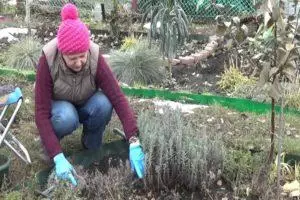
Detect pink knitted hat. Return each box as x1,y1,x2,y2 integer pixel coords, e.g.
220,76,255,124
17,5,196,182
57,3,90,54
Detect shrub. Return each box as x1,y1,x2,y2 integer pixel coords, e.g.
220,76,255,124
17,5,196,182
109,40,166,86
224,148,264,184
285,83,300,110
269,153,298,183
83,161,131,199
217,64,256,93
231,82,270,102
232,81,300,110
286,93,300,109
138,107,225,191
46,166,84,200
47,162,133,200
5,37,42,71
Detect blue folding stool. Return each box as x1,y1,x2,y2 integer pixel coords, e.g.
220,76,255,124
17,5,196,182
0,86,31,164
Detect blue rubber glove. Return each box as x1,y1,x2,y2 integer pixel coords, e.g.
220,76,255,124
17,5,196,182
129,140,145,178
53,153,77,186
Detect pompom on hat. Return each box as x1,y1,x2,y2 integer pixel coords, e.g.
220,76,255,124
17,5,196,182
57,3,90,54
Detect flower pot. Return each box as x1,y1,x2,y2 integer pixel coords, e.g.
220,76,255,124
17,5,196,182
0,154,10,186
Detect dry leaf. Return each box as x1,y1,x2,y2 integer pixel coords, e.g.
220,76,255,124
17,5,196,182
268,77,282,101
289,190,300,197
271,4,280,21
264,12,272,27
258,62,271,86
252,53,263,60
283,61,296,81
283,180,300,193
269,67,278,77
285,43,295,51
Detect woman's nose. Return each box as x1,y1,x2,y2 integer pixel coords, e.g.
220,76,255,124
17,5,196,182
75,59,81,66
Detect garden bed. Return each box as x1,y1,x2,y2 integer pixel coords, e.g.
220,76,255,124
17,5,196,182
0,74,300,199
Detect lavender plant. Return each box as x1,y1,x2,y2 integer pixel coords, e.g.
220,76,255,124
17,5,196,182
47,162,131,200
138,107,225,191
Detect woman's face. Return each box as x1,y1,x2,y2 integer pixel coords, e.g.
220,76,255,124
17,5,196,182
62,52,88,72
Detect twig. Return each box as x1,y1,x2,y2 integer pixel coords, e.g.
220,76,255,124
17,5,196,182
112,128,126,139
205,188,214,200
106,185,116,200
34,185,56,199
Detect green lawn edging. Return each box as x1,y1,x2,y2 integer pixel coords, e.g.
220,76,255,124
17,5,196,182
1,67,300,116
0,67,36,82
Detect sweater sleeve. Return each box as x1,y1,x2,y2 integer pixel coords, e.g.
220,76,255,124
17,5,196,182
95,55,139,140
35,54,62,159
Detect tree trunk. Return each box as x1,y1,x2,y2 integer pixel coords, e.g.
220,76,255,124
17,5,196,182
250,98,276,199
268,98,275,164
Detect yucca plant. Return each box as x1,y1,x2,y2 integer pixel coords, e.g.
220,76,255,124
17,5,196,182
109,40,166,86
5,37,42,71
140,0,189,76
138,107,225,191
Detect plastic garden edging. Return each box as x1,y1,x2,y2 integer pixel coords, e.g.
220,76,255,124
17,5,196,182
1,67,300,116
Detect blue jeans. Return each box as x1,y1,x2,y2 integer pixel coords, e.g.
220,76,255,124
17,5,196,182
51,91,113,149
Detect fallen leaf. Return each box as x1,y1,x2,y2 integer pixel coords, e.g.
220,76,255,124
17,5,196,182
283,180,300,193
286,43,295,51
289,190,300,197
217,180,222,186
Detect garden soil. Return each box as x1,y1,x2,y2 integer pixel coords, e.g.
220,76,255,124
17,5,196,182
171,51,227,94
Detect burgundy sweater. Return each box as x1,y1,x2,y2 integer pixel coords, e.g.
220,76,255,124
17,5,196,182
35,53,138,159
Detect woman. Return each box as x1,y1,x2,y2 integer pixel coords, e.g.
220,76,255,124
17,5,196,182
35,3,144,186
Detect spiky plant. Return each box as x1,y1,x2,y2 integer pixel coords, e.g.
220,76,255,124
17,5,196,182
217,61,256,93
138,107,225,191
140,0,189,76
120,36,138,51
109,40,166,86
5,37,42,71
